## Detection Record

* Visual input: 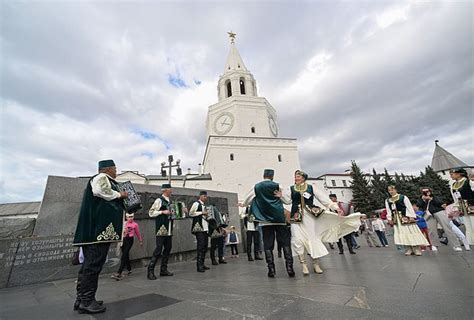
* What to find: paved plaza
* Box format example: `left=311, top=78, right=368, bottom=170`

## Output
left=1, top=240, right=473, bottom=320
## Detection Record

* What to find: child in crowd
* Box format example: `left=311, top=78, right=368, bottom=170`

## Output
left=226, top=226, right=240, bottom=258
left=111, top=213, right=143, bottom=280
left=361, top=215, right=380, bottom=247
left=413, top=203, right=432, bottom=251
left=371, top=214, right=389, bottom=247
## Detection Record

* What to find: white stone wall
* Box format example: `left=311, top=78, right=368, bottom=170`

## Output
left=206, top=96, right=278, bottom=138
left=201, top=136, right=301, bottom=201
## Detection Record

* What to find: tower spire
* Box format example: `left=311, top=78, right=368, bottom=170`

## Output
left=224, top=32, right=247, bottom=73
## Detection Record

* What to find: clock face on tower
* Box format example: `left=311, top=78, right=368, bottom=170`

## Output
left=268, top=114, right=278, bottom=137
left=214, top=112, right=235, bottom=135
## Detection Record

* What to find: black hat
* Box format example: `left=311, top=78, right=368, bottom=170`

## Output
left=161, top=183, right=172, bottom=189
left=450, top=168, right=468, bottom=177
left=98, top=159, right=115, bottom=169
left=199, top=190, right=208, bottom=196
left=295, top=170, right=308, bottom=180
left=263, top=169, right=275, bottom=177
left=329, top=193, right=337, bottom=198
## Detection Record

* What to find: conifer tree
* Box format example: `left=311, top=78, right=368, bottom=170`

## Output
left=371, top=169, right=387, bottom=209
left=418, top=166, right=452, bottom=203
left=350, top=161, right=377, bottom=215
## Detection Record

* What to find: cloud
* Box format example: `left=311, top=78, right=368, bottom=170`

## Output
left=1, top=1, right=472, bottom=202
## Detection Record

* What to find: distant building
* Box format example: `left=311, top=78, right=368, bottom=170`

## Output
left=431, top=140, right=472, bottom=182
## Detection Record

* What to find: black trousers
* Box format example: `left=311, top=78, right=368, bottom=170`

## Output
left=195, top=232, right=209, bottom=254
left=230, top=244, right=238, bottom=255
left=210, top=237, right=224, bottom=258
left=262, top=225, right=291, bottom=251
left=337, top=234, right=353, bottom=251
left=117, top=237, right=134, bottom=274
left=152, top=236, right=172, bottom=259
left=246, top=230, right=260, bottom=254
left=76, top=242, right=111, bottom=303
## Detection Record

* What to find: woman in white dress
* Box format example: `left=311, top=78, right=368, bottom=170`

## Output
left=385, top=185, right=428, bottom=256
left=449, top=168, right=474, bottom=245
left=282, top=170, right=361, bottom=275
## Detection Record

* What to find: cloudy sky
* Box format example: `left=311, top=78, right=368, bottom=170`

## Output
left=1, top=0, right=473, bottom=203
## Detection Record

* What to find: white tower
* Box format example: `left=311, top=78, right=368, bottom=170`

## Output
left=202, top=33, right=301, bottom=199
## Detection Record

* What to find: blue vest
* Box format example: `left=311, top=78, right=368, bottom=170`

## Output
left=251, top=180, right=285, bottom=224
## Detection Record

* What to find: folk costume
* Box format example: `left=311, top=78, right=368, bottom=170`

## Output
left=73, top=159, right=124, bottom=314
left=385, top=193, right=429, bottom=256
left=244, top=169, right=294, bottom=278
left=147, top=184, right=174, bottom=279
left=189, top=191, right=210, bottom=272
left=450, top=169, right=474, bottom=245
left=242, top=203, right=263, bottom=261
left=283, top=174, right=361, bottom=275
left=209, top=223, right=227, bottom=265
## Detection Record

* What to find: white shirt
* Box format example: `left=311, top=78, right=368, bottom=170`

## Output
left=189, top=200, right=208, bottom=232
left=149, top=195, right=170, bottom=217
left=90, top=173, right=121, bottom=201
left=371, top=218, right=385, bottom=231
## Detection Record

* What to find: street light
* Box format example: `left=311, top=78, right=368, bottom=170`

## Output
left=160, top=154, right=183, bottom=185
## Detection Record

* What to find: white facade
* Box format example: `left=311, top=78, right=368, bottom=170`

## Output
left=199, top=38, right=301, bottom=200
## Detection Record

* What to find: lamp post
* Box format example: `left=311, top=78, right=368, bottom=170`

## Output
left=160, top=155, right=182, bottom=185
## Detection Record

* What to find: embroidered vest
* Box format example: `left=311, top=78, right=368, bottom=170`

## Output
left=73, top=174, right=124, bottom=246
left=191, top=202, right=207, bottom=234
left=155, top=196, right=173, bottom=236
left=453, top=179, right=474, bottom=206
left=387, top=194, right=407, bottom=216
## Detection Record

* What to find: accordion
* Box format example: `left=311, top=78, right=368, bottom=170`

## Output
left=117, top=181, right=142, bottom=213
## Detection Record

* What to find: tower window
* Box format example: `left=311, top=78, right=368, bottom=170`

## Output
left=342, top=180, right=347, bottom=187
left=230, top=153, right=234, bottom=161
left=278, top=154, right=282, bottom=162
left=240, top=78, right=246, bottom=95
left=226, top=80, right=232, bottom=97
left=251, top=126, right=255, bottom=133
left=331, top=180, right=336, bottom=187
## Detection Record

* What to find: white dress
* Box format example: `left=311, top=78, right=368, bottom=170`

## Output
left=385, top=195, right=429, bottom=246
left=284, top=187, right=361, bottom=259
left=451, top=178, right=474, bottom=244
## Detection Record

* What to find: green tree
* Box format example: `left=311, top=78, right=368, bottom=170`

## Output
left=418, top=166, right=452, bottom=203
left=350, top=161, right=377, bottom=215
left=371, top=169, right=388, bottom=209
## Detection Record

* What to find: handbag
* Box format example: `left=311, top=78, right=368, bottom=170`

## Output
left=424, top=200, right=433, bottom=220
left=71, top=248, right=80, bottom=265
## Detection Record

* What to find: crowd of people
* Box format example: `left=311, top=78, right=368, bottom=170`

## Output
left=71, top=160, right=473, bottom=314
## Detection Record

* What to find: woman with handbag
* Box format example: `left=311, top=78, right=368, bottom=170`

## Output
left=386, top=185, right=428, bottom=256
left=416, top=187, right=462, bottom=252
left=281, top=170, right=361, bottom=275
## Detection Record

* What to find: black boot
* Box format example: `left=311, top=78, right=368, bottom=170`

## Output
left=147, top=255, right=158, bottom=280
left=247, top=243, right=254, bottom=261
left=210, top=249, right=218, bottom=265
left=254, top=251, right=263, bottom=260
left=282, top=246, right=295, bottom=277
left=337, top=240, right=344, bottom=254
left=218, top=257, right=227, bottom=264
left=160, top=256, right=173, bottom=276
left=197, top=251, right=205, bottom=272
left=202, top=250, right=210, bottom=269
left=264, top=250, right=276, bottom=278
left=329, top=243, right=335, bottom=250
left=74, top=299, right=103, bottom=311
left=78, top=299, right=106, bottom=314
